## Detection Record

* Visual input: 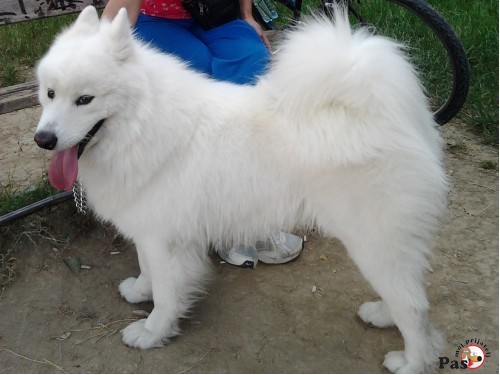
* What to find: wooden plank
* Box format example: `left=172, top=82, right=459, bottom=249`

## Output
left=0, top=81, right=38, bottom=114
left=0, top=0, right=108, bottom=25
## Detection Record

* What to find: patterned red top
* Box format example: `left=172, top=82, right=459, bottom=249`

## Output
left=140, top=0, right=192, bottom=19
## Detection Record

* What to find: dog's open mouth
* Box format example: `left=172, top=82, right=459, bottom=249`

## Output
left=48, top=119, right=105, bottom=191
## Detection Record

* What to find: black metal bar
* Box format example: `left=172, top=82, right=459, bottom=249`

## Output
left=0, top=191, right=73, bottom=227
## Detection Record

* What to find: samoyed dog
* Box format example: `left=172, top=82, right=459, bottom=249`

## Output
left=34, top=6, right=446, bottom=372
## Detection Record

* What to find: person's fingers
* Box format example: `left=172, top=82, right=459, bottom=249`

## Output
left=261, top=32, right=272, bottom=51
left=244, top=17, right=272, bottom=52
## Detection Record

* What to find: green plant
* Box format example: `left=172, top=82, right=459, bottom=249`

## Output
left=0, top=14, right=77, bottom=86
left=479, top=160, right=498, bottom=171
left=0, top=176, right=59, bottom=217
left=431, top=0, right=498, bottom=144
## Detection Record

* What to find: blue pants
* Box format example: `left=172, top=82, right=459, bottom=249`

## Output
left=134, top=14, right=270, bottom=84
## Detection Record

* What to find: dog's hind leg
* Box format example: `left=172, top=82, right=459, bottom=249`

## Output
left=340, top=228, right=443, bottom=373
left=121, top=239, right=209, bottom=349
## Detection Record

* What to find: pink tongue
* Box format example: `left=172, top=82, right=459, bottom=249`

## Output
left=48, top=145, right=79, bottom=191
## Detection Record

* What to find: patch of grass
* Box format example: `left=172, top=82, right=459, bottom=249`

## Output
left=0, top=180, right=73, bottom=291
left=447, top=140, right=468, bottom=154
left=0, top=246, right=17, bottom=290
left=479, top=160, right=498, bottom=171
left=0, top=176, right=59, bottom=217
left=0, top=176, right=53, bottom=290
left=0, top=14, right=77, bottom=86
left=429, top=0, right=498, bottom=144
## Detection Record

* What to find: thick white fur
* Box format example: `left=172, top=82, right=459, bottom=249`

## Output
left=36, top=6, right=447, bottom=373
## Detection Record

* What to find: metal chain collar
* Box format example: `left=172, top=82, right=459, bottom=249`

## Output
left=72, top=181, right=87, bottom=215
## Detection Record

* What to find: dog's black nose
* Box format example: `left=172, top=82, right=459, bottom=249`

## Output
left=34, top=131, right=58, bottom=150
left=477, top=356, right=482, bottom=361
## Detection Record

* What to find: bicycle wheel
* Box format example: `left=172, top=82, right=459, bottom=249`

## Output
left=332, top=0, right=470, bottom=125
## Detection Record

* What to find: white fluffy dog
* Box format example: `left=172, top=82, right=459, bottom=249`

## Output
left=34, top=6, right=447, bottom=373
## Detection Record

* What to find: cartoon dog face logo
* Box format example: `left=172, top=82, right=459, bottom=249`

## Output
left=460, top=345, right=486, bottom=369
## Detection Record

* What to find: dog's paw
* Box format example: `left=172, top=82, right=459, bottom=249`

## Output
left=384, top=351, right=407, bottom=373
left=119, top=277, right=152, bottom=303
left=383, top=351, right=423, bottom=373
left=122, top=319, right=166, bottom=349
left=358, top=301, right=394, bottom=328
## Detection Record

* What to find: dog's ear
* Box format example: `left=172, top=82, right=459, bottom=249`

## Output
left=106, top=7, right=134, bottom=62
left=72, top=6, right=100, bottom=33
left=51, top=5, right=99, bottom=45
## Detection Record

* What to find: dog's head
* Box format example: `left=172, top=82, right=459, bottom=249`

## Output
left=34, top=6, right=135, bottom=190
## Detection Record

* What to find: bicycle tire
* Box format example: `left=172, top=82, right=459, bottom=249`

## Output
left=341, top=0, right=470, bottom=125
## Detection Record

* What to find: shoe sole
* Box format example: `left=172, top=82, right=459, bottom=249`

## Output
left=258, top=250, right=302, bottom=264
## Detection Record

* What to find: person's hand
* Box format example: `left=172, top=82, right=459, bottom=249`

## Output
left=243, top=16, right=272, bottom=51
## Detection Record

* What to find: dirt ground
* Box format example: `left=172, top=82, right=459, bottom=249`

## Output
left=0, top=106, right=498, bottom=373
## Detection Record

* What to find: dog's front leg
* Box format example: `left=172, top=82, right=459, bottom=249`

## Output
left=121, top=238, right=209, bottom=349
left=119, top=245, right=153, bottom=303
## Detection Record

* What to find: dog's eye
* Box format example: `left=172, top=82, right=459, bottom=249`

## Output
left=75, top=95, right=94, bottom=106
left=47, top=89, right=55, bottom=99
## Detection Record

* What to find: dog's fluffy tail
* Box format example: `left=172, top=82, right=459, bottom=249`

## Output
left=258, top=9, right=438, bottom=165
left=264, top=9, right=428, bottom=120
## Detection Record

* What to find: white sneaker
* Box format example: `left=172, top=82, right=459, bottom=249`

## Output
left=217, top=232, right=303, bottom=267
left=256, top=231, right=303, bottom=264
left=217, top=243, right=258, bottom=268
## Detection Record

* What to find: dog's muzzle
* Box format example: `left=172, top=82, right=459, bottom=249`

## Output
left=34, top=119, right=105, bottom=158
